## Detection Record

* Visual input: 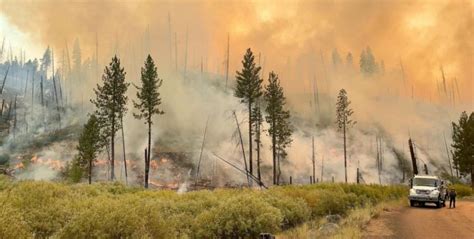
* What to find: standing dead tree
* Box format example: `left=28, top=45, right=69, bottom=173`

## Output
left=52, top=50, right=61, bottom=128
left=0, top=65, right=10, bottom=94
left=195, top=116, right=209, bottom=183
left=233, top=111, right=250, bottom=186
left=312, top=136, right=316, bottom=184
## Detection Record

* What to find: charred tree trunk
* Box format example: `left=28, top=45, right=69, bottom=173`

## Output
left=13, top=95, right=17, bottom=140
left=88, top=157, right=92, bottom=184
left=272, top=118, right=277, bottom=185
left=0, top=99, right=4, bottom=117
left=0, top=65, right=10, bottom=94
left=144, top=148, right=149, bottom=188
left=343, top=118, right=347, bottom=183
left=111, top=117, right=115, bottom=181
left=52, top=50, right=61, bottom=128
left=248, top=101, right=253, bottom=183
left=196, top=117, right=209, bottom=182
left=147, top=117, right=152, bottom=186
left=233, top=111, right=250, bottom=186
left=409, top=138, right=418, bottom=175
left=312, top=136, right=316, bottom=184
left=255, top=111, right=261, bottom=183
left=121, top=116, right=128, bottom=184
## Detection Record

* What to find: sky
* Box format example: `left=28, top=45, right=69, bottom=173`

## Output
left=0, top=0, right=472, bottom=103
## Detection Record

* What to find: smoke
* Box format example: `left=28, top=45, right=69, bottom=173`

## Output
left=0, top=0, right=472, bottom=185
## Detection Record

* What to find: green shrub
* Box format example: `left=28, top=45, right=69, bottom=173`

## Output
left=451, top=184, right=473, bottom=197
left=262, top=192, right=310, bottom=229
left=0, top=205, right=31, bottom=238
left=58, top=196, right=147, bottom=238
left=194, top=194, right=283, bottom=238
left=0, top=181, right=408, bottom=238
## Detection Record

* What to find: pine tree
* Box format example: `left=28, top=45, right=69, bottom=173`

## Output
left=40, top=47, right=51, bottom=73
left=264, top=72, right=293, bottom=185
left=91, top=56, right=129, bottom=181
left=452, top=111, right=474, bottom=188
left=360, top=47, right=378, bottom=76
left=346, top=52, right=353, bottom=68
left=75, top=114, right=101, bottom=184
left=336, top=89, right=356, bottom=183
left=332, top=48, right=342, bottom=69
left=133, top=55, right=164, bottom=188
left=234, top=48, right=262, bottom=179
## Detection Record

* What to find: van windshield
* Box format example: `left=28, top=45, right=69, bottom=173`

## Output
left=413, top=178, right=437, bottom=187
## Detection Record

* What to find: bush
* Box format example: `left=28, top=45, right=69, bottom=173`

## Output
left=262, top=192, right=310, bottom=229
left=0, top=181, right=407, bottom=238
left=450, top=184, right=473, bottom=197
left=194, top=194, right=283, bottom=238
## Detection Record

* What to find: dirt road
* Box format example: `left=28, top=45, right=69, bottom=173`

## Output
left=364, top=200, right=474, bottom=239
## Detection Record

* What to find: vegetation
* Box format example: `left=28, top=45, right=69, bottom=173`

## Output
left=91, top=56, right=130, bottom=181
left=133, top=55, right=164, bottom=188
left=264, top=72, right=293, bottom=185
left=335, top=89, right=356, bottom=183
left=234, top=48, right=263, bottom=180
left=0, top=176, right=406, bottom=238
left=451, top=111, right=474, bottom=188
left=68, top=114, right=101, bottom=184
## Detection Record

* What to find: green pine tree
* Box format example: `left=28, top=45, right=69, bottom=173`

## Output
left=264, top=71, right=293, bottom=185
left=91, top=56, right=129, bottom=181
left=133, top=55, right=164, bottom=188
left=336, top=89, right=356, bottom=183
left=234, top=48, right=262, bottom=178
left=75, top=114, right=101, bottom=184
left=452, top=111, right=474, bottom=188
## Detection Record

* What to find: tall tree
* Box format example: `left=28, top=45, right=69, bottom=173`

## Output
left=336, top=89, right=356, bottom=183
left=75, top=114, right=101, bottom=184
left=359, top=46, right=378, bottom=76
left=234, top=48, right=262, bottom=179
left=91, top=56, right=129, bottom=181
left=133, top=55, right=164, bottom=188
left=346, top=52, right=353, bottom=68
left=452, top=111, right=474, bottom=188
left=332, top=48, right=342, bottom=69
left=40, top=47, right=51, bottom=74
left=264, top=72, right=293, bottom=185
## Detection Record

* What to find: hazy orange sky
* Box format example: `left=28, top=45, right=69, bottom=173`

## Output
left=0, top=0, right=472, bottom=103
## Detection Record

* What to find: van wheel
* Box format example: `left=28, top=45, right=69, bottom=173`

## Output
left=436, top=201, right=441, bottom=208
left=410, top=200, right=415, bottom=207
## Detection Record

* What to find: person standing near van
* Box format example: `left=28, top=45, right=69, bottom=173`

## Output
left=449, top=188, right=457, bottom=208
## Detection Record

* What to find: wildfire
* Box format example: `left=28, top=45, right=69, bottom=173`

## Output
left=27, top=155, right=64, bottom=171
left=150, top=160, right=159, bottom=170
left=14, top=162, right=24, bottom=169
left=149, top=179, right=179, bottom=189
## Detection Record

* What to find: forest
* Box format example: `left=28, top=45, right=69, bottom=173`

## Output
left=0, top=0, right=472, bottom=238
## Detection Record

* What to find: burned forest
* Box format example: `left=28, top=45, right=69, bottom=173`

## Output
left=0, top=1, right=472, bottom=190
left=0, top=1, right=473, bottom=238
